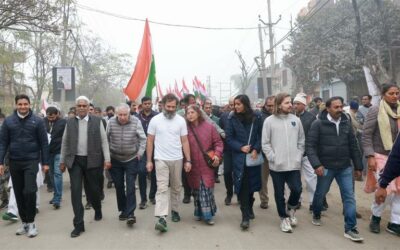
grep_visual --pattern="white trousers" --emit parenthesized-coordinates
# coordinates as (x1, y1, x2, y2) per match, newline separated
(301, 156, 317, 204)
(372, 193, 400, 224)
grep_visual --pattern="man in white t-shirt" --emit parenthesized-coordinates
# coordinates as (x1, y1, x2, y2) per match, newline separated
(146, 93, 191, 233)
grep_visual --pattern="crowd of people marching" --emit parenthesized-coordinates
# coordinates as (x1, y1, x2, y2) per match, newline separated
(1, 86, 400, 243)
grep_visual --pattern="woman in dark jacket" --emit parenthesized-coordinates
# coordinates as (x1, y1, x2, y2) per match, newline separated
(225, 94, 263, 230)
(186, 105, 223, 225)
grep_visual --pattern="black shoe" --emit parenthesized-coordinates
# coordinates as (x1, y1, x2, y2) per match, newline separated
(249, 209, 255, 220)
(107, 181, 113, 189)
(171, 210, 181, 222)
(85, 202, 92, 210)
(48, 200, 54, 205)
(260, 202, 269, 209)
(119, 213, 128, 221)
(295, 202, 301, 210)
(127, 216, 136, 226)
(182, 196, 191, 204)
(36, 208, 39, 214)
(47, 187, 54, 193)
(70, 226, 85, 238)
(224, 195, 232, 206)
(369, 215, 381, 233)
(386, 222, 400, 236)
(215, 177, 220, 183)
(322, 198, 328, 211)
(53, 204, 60, 210)
(149, 198, 156, 205)
(0, 199, 8, 210)
(240, 219, 250, 230)
(139, 201, 148, 209)
(94, 210, 102, 221)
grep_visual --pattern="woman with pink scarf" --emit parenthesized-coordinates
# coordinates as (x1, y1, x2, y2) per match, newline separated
(362, 83, 400, 236)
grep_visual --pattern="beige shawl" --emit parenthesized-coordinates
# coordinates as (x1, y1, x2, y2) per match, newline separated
(378, 99, 400, 150)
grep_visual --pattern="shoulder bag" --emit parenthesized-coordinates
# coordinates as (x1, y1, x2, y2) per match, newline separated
(190, 125, 216, 169)
(245, 121, 264, 167)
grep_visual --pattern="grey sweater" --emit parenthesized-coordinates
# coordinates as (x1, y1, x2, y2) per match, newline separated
(106, 115, 146, 162)
(362, 105, 398, 156)
(262, 113, 305, 172)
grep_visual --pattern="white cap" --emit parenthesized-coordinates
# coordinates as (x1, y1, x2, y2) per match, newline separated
(293, 93, 307, 106)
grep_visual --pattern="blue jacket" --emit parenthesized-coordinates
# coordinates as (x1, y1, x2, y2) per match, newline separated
(380, 134, 400, 188)
(225, 111, 262, 194)
(0, 110, 49, 165)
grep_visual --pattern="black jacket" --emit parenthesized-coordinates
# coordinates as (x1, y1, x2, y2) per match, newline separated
(44, 117, 67, 155)
(299, 111, 316, 139)
(306, 110, 362, 170)
(380, 134, 400, 188)
(0, 110, 49, 165)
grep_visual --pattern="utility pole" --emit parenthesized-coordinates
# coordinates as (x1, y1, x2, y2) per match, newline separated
(260, 0, 281, 95)
(267, 0, 275, 87)
(257, 23, 267, 98)
(60, 0, 70, 113)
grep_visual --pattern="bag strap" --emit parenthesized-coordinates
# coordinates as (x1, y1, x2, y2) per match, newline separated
(190, 125, 209, 157)
(247, 122, 254, 145)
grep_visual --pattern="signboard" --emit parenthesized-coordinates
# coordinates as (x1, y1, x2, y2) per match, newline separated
(52, 67, 75, 102)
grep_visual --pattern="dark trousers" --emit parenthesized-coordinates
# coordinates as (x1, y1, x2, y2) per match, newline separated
(9, 160, 38, 223)
(182, 169, 191, 198)
(223, 151, 234, 197)
(68, 156, 103, 227)
(138, 153, 157, 202)
(239, 168, 255, 220)
(270, 170, 302, 218)
(109, 157, 139, 216)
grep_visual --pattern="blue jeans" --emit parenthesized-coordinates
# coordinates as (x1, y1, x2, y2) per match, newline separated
(109, 157, 139, 216)
(138, 153, 157, 203)
(49, 154, 63, 205)
(312, 166, 357, 232)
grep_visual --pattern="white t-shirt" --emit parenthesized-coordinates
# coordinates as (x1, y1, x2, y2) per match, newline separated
(147, 113, 187, 160)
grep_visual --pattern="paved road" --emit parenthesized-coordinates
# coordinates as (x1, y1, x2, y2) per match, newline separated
(0, 175, 398, 250)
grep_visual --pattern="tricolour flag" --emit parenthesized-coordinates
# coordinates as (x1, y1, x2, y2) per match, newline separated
(157, 82, 164, 99)
(174, 80, 183, 99)
(181, 78, 190, 95)
(124, 19, 156, 101)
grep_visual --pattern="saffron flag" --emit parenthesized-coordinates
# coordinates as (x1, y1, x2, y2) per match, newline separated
(124, 19, 156, 101)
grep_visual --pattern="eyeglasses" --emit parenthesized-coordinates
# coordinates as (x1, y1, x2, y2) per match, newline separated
(77, 105, 88, 108)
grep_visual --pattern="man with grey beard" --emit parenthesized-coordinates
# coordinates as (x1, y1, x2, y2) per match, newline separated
(146, 94, 192, 233)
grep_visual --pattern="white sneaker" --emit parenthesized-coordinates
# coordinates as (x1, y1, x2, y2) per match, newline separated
(280, 218, 293, 233)
(289, 209, 298, 227)
(26, 223, 38, 238)
(16, 223, 28, 235)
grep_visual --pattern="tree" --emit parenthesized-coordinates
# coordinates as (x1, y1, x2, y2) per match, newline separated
(0, 0, 61, 32)
(15, 31, 61, 112)
(73, 33, 131, 106)
(285, 0, 400, 95)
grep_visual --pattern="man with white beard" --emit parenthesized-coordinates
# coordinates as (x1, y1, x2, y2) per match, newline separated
(146, 94, 192, 233)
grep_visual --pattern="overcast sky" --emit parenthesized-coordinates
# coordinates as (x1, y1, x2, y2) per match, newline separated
(77, 0, 309, 91)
